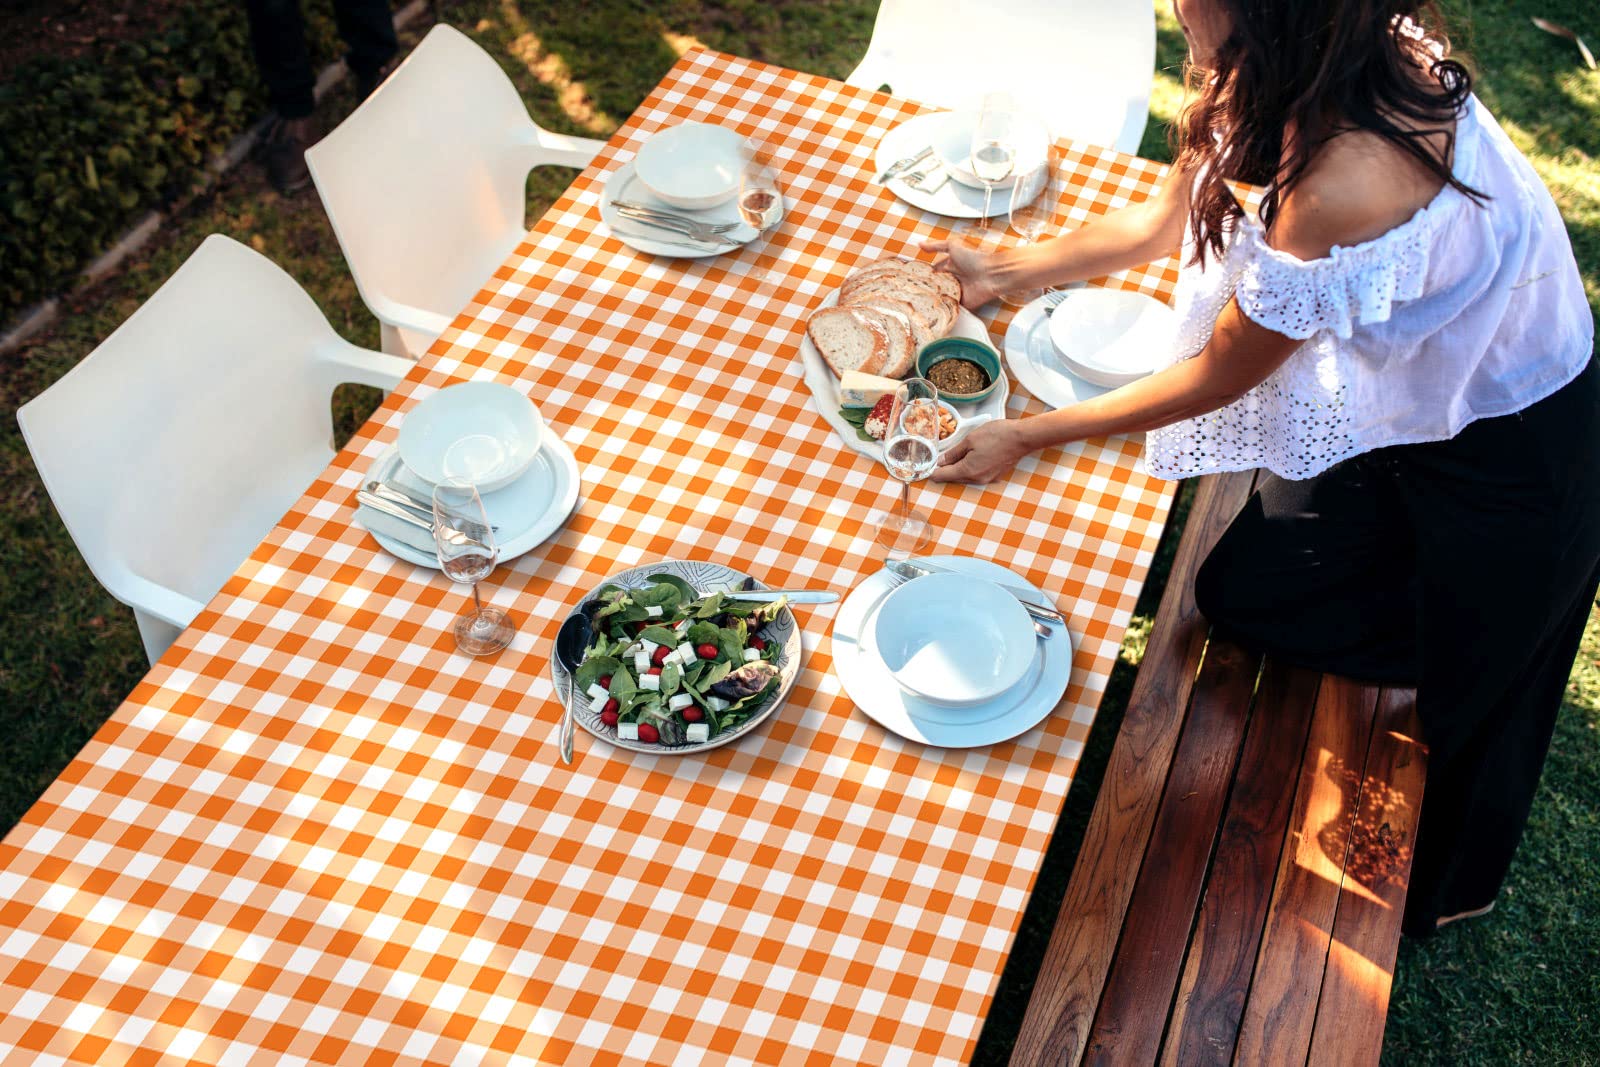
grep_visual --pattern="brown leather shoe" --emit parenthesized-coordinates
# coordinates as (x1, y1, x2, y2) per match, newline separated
(260, 115, 317, 195)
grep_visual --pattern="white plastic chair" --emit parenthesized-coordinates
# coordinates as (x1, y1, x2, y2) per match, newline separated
(307, 24, 607, 359)
(846, 0, 1156, 155)
(16, 235, 413, 664)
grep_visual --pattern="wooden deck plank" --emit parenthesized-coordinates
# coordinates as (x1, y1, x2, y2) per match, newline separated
(1232, 675, 1383, 1064)
(1082, 638, 1262, 1065)
(1307, 689, 1427, 1067)
(1009, 471, 1258, 1067)
(1159, 660, 1324, 1066)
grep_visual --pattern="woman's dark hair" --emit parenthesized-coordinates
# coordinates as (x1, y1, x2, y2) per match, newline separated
(1176, 1, 1485, 266)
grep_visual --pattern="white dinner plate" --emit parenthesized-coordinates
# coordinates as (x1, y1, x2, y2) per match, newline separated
(549, 560, 805, 755)
(797, 287, 1009, 462)
(831, 556, 1074, 748)
(600, 160, 780, 259)
(1003, 291, 1114, 410)
(872, 111, 1047, 219)
(358, 432, 581, 569)
(1046, 287, 1175, 387)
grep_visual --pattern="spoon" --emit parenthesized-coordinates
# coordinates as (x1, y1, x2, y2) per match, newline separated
(553, 598, 603, 765)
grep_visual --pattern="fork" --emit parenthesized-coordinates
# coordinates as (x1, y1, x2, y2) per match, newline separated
(612, 202, 742, 244)
(882, 568, 1054, 639)
(1043, 289, 1070, 314)
(874, 146, 934, 184)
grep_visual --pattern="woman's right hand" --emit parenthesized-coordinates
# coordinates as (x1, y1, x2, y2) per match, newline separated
(921, 236, 1003, 310)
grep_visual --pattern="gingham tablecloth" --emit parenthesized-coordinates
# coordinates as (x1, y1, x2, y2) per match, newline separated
(0, 51, 1183, 1066)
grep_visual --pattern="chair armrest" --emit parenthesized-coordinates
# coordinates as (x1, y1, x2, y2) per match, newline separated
(116, 572, 208, 630)
(319, 339, 413, 391)
(364, 292, 455, 340)
(509, 123, 606, 171)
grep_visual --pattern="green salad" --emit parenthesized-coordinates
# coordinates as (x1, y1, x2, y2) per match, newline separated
(572, 573, 787, 746)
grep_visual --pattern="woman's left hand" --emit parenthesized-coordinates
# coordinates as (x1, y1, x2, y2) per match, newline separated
(930, 419, 1034, 484)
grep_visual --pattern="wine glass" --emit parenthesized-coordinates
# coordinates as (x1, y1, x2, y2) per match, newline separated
(1002, 145, 1062, 306)
(871, 379, 942, 556)
(737, 141, 785, 290)
(968, 93, 1017, 231)
(432, 478, 515, 656)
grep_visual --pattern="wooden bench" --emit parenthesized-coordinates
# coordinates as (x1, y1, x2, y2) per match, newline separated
(1011, 469, 1427, 1066)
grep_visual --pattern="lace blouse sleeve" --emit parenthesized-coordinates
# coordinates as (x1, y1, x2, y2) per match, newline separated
(1232, 214, 1442, 341)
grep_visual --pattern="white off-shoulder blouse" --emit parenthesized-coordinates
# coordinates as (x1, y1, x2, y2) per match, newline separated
(1144, 94, 1594, 481)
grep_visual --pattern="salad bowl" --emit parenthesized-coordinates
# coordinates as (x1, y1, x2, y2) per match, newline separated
(550, 560, 805, 755)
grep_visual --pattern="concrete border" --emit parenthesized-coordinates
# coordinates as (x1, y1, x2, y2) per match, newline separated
(0, 0, 431, 357)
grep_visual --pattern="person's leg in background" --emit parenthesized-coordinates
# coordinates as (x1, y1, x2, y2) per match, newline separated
(245, 0, 319, 193)
(332, 0, 400, 100)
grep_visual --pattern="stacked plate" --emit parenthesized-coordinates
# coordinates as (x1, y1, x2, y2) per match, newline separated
(1004, 287, 1177, 410)
(831, 557, 1074, 748)
(601, 121, 785, 260)
(357, 381, 581, 569)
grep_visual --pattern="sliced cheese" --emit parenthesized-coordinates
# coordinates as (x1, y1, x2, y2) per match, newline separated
(839, 369, 902, 408)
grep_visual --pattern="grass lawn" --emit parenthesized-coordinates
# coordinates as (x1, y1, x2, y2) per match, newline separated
(2, 1, 1596, 1061)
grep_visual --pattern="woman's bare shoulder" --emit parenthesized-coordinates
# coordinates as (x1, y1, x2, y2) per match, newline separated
(1272, 129, 1449, 260)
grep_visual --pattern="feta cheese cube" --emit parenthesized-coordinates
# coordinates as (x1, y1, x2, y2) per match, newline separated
(675, 643, 695, 663)
(617, 722, 640, 740)
(685, 723, 710, 743)
(588, 694, 608, 714)
(639, 674, 660, 691)
(668, 693, 694, 712)
(742, 648, 762, 662)
(633, 653, 650, 672)
(706, 696, 730, 712)
(640, 639, 660, 654)
(586, 683, 609, 702)
(645, 605, 663, 617)
(674, 619, 691, 635)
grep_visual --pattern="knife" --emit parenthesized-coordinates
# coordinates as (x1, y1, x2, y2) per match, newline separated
(355, 491, 482, 548)
(874, 145, 934, 184)
(364, 481, 499, 531)
(884, 559, 1066, 625)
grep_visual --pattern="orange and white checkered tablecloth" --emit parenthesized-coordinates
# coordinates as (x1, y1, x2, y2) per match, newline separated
(0, 51, 1183, 1065)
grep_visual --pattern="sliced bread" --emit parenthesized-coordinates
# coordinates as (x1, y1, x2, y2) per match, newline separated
(807, 306, 888, 377)
(842, 256, 963, 304)
(847, 306, 914, 379)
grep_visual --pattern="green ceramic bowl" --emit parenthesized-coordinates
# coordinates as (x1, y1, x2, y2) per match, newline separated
(916, 336, 1004, 404)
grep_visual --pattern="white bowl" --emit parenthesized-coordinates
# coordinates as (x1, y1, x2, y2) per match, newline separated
(1047, 288, 1176, 387)
(398, 381, 544, 492)
(873, 572, 1035, 707)
(633, 122, 744, 210)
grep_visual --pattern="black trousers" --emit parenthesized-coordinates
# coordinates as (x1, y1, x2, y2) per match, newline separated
(244, 0, 398, 119)
(1194, 356, 1600, 937)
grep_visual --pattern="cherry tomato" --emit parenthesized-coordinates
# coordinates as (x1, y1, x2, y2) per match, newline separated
(646, 667, 662, 676)
(696, 643, 719, 660)
(651, 645, 672, 666)
(598, 675, 612, 689)
(600, 709, 619, 727)
(750, 637, 766, 652)
(602, 698, 618, 717)
(636, 723, 660, 744)
(682, 706, 704, 723)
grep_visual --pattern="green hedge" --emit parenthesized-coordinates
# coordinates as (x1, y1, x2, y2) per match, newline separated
(0, 2, 345, 324)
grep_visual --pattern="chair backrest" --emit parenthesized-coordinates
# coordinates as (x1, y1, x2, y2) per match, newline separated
(306, 24, 544, 324)
(847, 0, 1155, 155)
(16, 236, 347, 611)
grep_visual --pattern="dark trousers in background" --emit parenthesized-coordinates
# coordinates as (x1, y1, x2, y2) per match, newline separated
(1194, 355, 1600, 937)
(244, 0, 398, 119)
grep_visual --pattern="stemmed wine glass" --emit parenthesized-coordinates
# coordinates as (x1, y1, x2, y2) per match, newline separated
(969, 93, 1017, 231)
(737, 141, 785, 290)
(1002, 145, 1062, 306)
(871, 378, 942, 556)
(432, 478, 515, 656)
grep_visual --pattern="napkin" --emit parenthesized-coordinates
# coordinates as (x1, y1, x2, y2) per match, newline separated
(356, 502, 439, 560)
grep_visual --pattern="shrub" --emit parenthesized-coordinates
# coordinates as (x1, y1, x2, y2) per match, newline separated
(0, 1, 345, 323)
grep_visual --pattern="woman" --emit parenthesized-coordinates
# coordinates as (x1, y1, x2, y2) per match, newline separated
(926, 0, 1597, 937)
